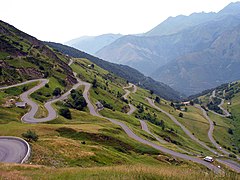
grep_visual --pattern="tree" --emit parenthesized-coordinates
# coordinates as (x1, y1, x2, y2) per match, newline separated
(160, 120, 165, 130)
(92, 79, 97, 88)
(190, 101, 194, 106)
(150, 90, 154, 95)
(228, 128, 233, 135)
(22, 130, 39, 142)
(67, 89, 87, 110)
(53, 87, 61, 96)
(59, 107, 72, 119)
(155, 96, 161, 104)
(22, 86, 28, 92)
(179, 112, 183, 118)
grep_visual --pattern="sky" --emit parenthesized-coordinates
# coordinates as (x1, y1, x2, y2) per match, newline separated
(0, 0, 239, 43)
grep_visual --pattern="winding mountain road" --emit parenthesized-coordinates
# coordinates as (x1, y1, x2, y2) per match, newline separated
(0, 79, 43, 90)
(0, 137, 30, 163)
(75, 81, 222, 173)
(147, 98, 218, 155)
(79, 83, 221, 173)
(123, 83, 137, 115)
(196, 105, 240, 171)
(0, 59, 225, 173)
(147, 98, 240, 172)
(210, 90, 231, 117)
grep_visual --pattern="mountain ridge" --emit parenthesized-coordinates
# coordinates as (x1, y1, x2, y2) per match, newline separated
(45, 41, 182, 100)
(65, 33, 123, 55)
(95, 2, 240, 95)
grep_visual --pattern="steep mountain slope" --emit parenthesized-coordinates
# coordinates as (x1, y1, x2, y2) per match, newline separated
(145, 2, 240, 37)
(145, 12, 216, 37)
(65, 34, 122, 55)
(96, 2, 240, 95)
(97, 13, 240, 76)
(0, 20, 77, 87)
(45, 42, 182, 100)
(153, 23, 240, 95)
(195, 80, 240, 154)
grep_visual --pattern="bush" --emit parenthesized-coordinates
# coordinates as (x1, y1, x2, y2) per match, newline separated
(65, 90, 87, 111)
(155, 96, 160, 104)
(229, 154, 237, 158)
(59, 107, 72, 119)
(92, 79, 97, 88)
(53, 87, 61, 96)
(179, 112, 183, 118)
(22, 130, 39, 142)
(228, 128, 233, 135)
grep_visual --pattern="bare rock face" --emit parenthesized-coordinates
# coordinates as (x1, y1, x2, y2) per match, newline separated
(16, 68, 43, 79)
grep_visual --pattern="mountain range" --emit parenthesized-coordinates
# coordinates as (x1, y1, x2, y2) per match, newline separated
(74, 2, 240, 96)
(0, 20, 181, 101)
(65, 34, 122, 55)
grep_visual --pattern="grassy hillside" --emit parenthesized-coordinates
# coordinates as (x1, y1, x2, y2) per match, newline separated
(0, 20, 76, 88)
(0, 66, 213, 179)
(1, 20, 240, 179)
(44, 41, 182, 101)
(195, 81, 240, 155)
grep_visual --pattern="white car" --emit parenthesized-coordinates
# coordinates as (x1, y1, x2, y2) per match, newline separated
(204, 156, 214, 162)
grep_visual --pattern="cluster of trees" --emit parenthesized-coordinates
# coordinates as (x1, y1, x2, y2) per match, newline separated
(135, 112, 165, 130)
(59, 107, 71, 119)
(59, 89, 87, 119)
(207, 97, 223, 114)
(137, 103, 144, 113)
(99, 100, 113, 110)
(207, 102, 223, 114)
(65, 89, 87, 110)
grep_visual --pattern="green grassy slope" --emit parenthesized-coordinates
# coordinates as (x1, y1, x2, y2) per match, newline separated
(195, 81, 240, 155)
(0, 20, 76, 88)
(44, 41, 182, 101)
(1, 20, 240, 179)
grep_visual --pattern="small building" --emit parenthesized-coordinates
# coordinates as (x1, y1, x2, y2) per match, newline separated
(96, 101, 104, 111)
(15, 102, 27, 108)
(182, 101, 190, 106)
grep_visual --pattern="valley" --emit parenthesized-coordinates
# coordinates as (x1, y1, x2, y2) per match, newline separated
(1, 56, 240, 178)
(1, 2, 240, 179)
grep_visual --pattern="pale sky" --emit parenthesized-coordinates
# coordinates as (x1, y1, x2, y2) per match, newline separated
(0, 0, 239, 43)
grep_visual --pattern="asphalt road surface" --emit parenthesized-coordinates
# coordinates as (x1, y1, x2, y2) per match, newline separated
(79, 81, 221, 173)
(0, 137, 30, 163)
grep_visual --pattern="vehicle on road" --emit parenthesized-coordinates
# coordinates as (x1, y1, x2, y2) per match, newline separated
(204, 156, 214, 162)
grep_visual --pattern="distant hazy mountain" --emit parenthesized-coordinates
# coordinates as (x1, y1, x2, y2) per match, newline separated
(45, 42, 182, 100)
(145, 12, 216, 37)
(65, 34, 122, 55)
(96, 2, 240, 95)
(152, 24, 240, 95)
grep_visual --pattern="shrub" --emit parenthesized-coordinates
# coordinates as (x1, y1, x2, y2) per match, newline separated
(59, 107, 72, 119)
(179, 112, 183, 118)
(52, 87, 61, 96)
(228, 128, 233, 135)
(155, 96, 160, 103)
(22, 130, 39, 142)
(229, 154, 237, 158)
